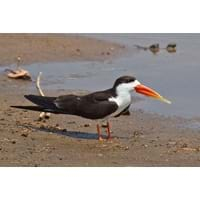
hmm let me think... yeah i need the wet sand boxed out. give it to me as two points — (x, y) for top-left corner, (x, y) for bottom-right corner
(0, 35), (200, 166)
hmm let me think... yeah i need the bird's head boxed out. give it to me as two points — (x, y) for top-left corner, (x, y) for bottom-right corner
(113, 76), (171, 104)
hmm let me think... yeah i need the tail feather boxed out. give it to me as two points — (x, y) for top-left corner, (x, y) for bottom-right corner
(24, 95), (57, 109)
(11, 105), (45, 112)
(11, 105), (61, 114)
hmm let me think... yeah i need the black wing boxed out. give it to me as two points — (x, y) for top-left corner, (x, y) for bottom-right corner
(85, 88), (116, 102)
(24, 89), (118, 120)
(55, 89), (114, 109)
(76, 89), (118, 119)
(54, 94), (82, 115)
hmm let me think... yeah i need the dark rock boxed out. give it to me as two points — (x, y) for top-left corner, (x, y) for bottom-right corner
(21, 133), (28, 137)
(44, 115), (50, 119)
(106, 52), (111, 55)
(84, 123), (90, 127)
(11, 140), (16, 144)
(181, 143), (188, 148)
(166, 43), (176, 53)
(149, 43), (160, 54)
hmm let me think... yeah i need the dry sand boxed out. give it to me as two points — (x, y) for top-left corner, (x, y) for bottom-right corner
(0, 34), (200, 166)
(0, 34), (124, 66)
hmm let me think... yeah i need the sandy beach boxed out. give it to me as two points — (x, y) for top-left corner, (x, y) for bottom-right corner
(0, 34), (124, 66)
(0, 34), (200, 166)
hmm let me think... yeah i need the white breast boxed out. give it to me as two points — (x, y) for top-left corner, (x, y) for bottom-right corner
(107, 79), (139, 118)
(108, 92), (131, 117)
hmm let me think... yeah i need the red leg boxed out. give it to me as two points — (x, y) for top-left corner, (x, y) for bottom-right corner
(106, 121), (112, 139)
(96, 124), (103, 141)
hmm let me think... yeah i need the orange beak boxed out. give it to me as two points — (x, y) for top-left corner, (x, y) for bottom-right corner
(135, 84), (171, 104)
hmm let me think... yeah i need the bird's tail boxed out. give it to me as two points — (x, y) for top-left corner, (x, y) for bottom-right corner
(11, 105), (62, 114)
(24, 95), (57, 109)
(11, 105), (46, 112)
(11, 95), (59, 113)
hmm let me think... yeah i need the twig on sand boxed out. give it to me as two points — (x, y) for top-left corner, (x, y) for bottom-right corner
(36, 72), (51, 120)
(36, 72), (45, 96)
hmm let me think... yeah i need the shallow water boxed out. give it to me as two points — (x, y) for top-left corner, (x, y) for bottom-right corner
(1, 34), (200, 118)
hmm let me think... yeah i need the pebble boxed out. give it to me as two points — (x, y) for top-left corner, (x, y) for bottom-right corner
(21, 133), (28, 137)
(124, 146), (129, 151)
(181, 143), (188, 148)
(11, 140), (16, 144)
(44, 115), (50, 119)
(67, 121), (76, 124)
(132, 130), (143, 137)
(84, 123), (91, 127)
(40, 125), (45, 129)
(106, 52), (111, 55)
(101, 122), (108, 128)
(75, 48), (81, 55)
(167, 141), (177, 146)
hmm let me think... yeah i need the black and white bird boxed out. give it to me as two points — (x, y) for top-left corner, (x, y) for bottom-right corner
(12, 76), (171, 140)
